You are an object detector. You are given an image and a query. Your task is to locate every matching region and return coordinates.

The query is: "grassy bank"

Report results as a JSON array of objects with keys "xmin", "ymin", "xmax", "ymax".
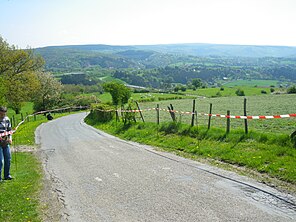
[
  {"xmin": 0, "ymin": 112, "xmax": 77, "ymax": 222},
  {"xmin": 0, "ymin": 153, "xmax": 42, "ymax": 221},
  {"xmin": 85, "ymin": 116, "xmax": 296, "ymax": 185}
]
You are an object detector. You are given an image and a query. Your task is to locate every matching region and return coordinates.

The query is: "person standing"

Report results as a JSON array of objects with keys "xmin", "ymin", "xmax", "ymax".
[{"xmin": 0, "ymin": 106, "xmax": 13, "ymax": 181}]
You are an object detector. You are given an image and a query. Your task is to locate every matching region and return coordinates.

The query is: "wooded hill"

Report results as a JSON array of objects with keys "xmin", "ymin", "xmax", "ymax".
[{"xmin": 35, "ymin": 43, "xmax": 296, "ymax": 88}]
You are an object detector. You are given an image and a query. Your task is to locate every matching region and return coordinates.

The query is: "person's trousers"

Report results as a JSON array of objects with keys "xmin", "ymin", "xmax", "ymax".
[{"xmin": 0, "ymin": 145, "xmax": 11, "ymax": 180}]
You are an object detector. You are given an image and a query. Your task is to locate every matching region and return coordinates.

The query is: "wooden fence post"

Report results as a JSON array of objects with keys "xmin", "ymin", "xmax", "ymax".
[
  {"xmin": 226, "ymin": 110, "xmax": 230, "ymax": 133},
  {"xmin": 244, "ymin": 98, "xmax": 248, "ymax": 134},
  {"xmin": 135, "ymin": 101, "xmax": 145, "ymax": 123},
  {"xmin": 191, "ymin": 99, "xmax": 196, "ymax": 127},
  {"xmin": 156, "ymin": 104, "xmax": 160, "ymax": 125},
  {"xmin": 208, "ymin": 103, "xmax": 212, "ymax": 130}
]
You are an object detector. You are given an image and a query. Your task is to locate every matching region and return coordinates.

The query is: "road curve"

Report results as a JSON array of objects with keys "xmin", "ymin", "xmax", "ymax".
[{"xmin": 36, "ymin": 113, "xmax": 296, "ymax": 222}]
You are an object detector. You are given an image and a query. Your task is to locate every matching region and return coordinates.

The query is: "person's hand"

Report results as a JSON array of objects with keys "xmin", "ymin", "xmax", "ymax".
[{"xmin": 8, "ymin": 139, "xmax": 12, "ymax": 145}]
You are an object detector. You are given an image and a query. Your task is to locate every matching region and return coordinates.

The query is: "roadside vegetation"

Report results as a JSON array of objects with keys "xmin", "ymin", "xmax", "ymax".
[
  {"xmin": 85, "ymin": 115, "xmax": 296, "ymax": 185},
  {"xmin": 85, "ymin": 89, "xmax": 296, "ymax": 188},
  {"xmin": 0, "ymin": 104, "xmax": 79, "ymax": 221}
]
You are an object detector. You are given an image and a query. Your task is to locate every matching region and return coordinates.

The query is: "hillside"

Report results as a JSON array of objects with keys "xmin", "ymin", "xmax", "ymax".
[
  {"xmin": 135, "ymin": 43, "xmax": 296, "ymax": 58},
  {"xmin": 37, "ymin": 43, "xmax": 296, "ymax": 58},
  {"xmin": 35, "ymin": 43, "xmax": 296, "ymax": 88}
]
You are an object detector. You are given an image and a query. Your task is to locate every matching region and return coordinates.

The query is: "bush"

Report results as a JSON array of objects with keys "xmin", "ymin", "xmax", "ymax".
[
  {"xmin": 261, "ymin": 90, "xmax": 267, "ymax": 94},
  {"xmin": 88, "ymin": 104, "xmax": 115, "ymax": 122},
  {"xmin": 158, "ymin": 96, "xmax": 183, "ymax": 101},
  {"xmin": 270, "ymin": 88, "xmax": 275, "ymax": 93},
  {"xmin": 235, "ymin": 89, "xmax": 245, "ymax": 96},
  {"xmin": 287, "ymin": 86, "xmax": 296, "ymax": 94}
]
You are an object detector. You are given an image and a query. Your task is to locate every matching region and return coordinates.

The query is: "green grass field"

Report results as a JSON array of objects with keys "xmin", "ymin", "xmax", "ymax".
[
  {"xmin": 184, "ymin": 86, "xmax": 277, "ymax": 97},
  {"xmin": 223, "ymin": 80, "xmax": 280, "ymax": 87},
  {"xmin": 132, "ymin": 94, "xmax": 296, "ymax": 135}
]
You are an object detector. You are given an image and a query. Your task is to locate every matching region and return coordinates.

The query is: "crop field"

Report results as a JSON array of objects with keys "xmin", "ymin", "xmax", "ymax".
[{"xmin": 133, "ymin": 94, "xmax": 296, "ymax": 134}]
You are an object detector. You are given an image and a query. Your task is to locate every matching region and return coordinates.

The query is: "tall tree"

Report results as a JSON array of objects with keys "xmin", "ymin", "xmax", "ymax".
[
  {"xmin": 0, "ymin": 36, "xmax": 45, "ymax": 113},
  {"xmin": 103, "ymin": 82, "xmax": 131, "ymax": 106}
]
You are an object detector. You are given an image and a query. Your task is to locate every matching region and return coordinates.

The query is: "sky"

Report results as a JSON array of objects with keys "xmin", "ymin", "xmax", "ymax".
[{"xmin": 1, "ymin": 0, "xmax": 296, "ymax": 48}]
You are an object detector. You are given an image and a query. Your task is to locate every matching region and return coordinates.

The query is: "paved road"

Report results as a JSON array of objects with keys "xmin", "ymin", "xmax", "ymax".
[{"xmin": 36, "ymin": 113, "xmax": 296, "ymax": 222}]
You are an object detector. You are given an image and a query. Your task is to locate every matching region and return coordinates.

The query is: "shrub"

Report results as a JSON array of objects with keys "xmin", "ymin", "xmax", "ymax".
[
  {"xmin": 287, "ymin": 85, "xmax": 296, "ymax": 94},
  {"xmin": 88, "ymin": 104, "xmax": 115, "ymax": 122},
  {"xmin": 270, "ymin": 88, "xmax": 275, "ymax": 93},
  {"xmin": 235, "ymin": 89, "xmax": 245, "ymax": 96}
]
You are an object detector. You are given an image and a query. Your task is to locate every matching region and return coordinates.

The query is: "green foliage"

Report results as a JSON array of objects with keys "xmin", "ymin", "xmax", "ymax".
[
  {"xmin": 235, "ymin": 88, "xmax": 245, "ymax": 96},
  {"xmin": 158, "ymin": 96, "xmax": 183, "ymax": 101},
  {"xmin": 191, "ymin": 78, "xmax": 203, "ymax": 88},
  {"xmin": 287, "ymin": 85, "xmax": 296, "ymax": 94},
  {"xmin": 103, "ymin": 82, "xmax": 131, "ymax": 105},
  {"xmin": 60, "ymin": 73, "xmax": 99, "ymax": 85},
  {"xmin": 63, "ymin": 84, "xmax": 103, "ymax": 95},
  {"xmin": 0, "ymin": 36, "xmax": 44, "ymax": 113},
  {"xmin": 270, "ymin": 88, "xmax": 275, "ymax": 93},
  {"xmin": 86, "ymin": 104, "xmax": 115, "ymax": 123}
]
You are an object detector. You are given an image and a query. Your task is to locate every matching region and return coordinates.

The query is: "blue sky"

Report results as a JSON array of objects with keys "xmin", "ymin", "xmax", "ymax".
[{"xmin": 1, "ymin": 0, "xmax": 296, "ymax": 48}]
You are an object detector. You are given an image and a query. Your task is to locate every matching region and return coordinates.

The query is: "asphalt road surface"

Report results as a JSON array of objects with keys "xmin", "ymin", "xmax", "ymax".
[{"xmin": 36, "ymin": 113, "xmax": 296, "ymax": 222}]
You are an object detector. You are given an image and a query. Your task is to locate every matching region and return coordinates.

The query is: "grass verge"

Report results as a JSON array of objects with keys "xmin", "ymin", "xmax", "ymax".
[
  {"xmin": 0, "ymin": 112, "xmax": 77, "ymax": 222},
  {"xmin": 85, "ymin": 116, "xmax": 296, "ymax": 187},
  {"xmin": 0, "ymin": 153, "xmax": 42, "ymax": 221}
]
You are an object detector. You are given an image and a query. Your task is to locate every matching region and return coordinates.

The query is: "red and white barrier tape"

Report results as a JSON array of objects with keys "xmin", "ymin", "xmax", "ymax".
[
  {"xmin": 0, "ymin": 130, "xmax": 14, "ymax": 140},
  {"xmin": 203, "ymin": 113, "xmax": 296, "ymax": 119},
  {"xmin": 118, "ymin": 108, "xmax": 296, "ymax": 119}
]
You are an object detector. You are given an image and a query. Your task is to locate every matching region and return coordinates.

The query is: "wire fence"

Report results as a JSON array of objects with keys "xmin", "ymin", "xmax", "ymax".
[{"xmin": 92, "ymin": 98, "xmax": 296, "ymax": 135}]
